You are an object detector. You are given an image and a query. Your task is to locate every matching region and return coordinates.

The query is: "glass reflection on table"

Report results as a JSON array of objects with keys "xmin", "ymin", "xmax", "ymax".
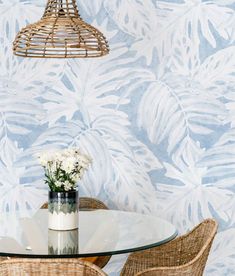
[
  {"xmin": 0, "ymin": 210, "xmax": 177, "ymax": 258},
  {"xmin": 48, "ymin": 229, "xmax": 78, "ymax": 255}
]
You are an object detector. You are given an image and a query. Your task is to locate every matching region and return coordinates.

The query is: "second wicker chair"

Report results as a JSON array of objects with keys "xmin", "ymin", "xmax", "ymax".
[
  {"xmin": 0, "ymin": 258, "xmax": 107, "ymax": 276},
  {"xmin": 121, "ymin": 218, "xmax": 218, "ymax": 276}
]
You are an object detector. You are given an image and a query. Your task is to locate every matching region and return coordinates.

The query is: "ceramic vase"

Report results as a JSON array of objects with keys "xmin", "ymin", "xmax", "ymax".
[{"xmin": 48, "ymin": 191, "xmax": 78, "ymax": 230}]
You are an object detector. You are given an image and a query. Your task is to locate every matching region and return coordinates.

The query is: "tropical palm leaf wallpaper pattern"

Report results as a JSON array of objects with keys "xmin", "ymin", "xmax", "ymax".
[{"xmin": 0, "ymin": 0, "xmax": 235, "ymax": 275}]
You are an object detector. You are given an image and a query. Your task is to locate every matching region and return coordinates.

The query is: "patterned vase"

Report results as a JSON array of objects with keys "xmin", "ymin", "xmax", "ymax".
[{"xmin": 48, "ymin": 191, "xmax": 79, "ymax": 230}]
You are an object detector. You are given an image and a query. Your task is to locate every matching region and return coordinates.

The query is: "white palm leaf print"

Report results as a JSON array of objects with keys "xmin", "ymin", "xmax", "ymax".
[
  {"xmin": 41, "ymin": 44, "xmax": 131, "ymax": 125},
  {"xmin": 39, "ymin": 18, "xmax": 142, "ymax": 124},
  {"xmin": 0, "ymin": 0, "xmax": 234, "ymax": 274},
  {"xmin": 0, "ymin": 214, "xmax": 23, "ymax": 242},
  {"xmin": 199, "ymin": 128, "xmax": 235, "ymax": 189},
  {"xmin": 206, "ymin": 229, "xmax": 235, "ymax": 275},
  {"xmin": 15, "ymin": 122, "xmax": 86, "ymax": 187},
  {"xmin": 104, "ymin": 0, "xmax": 156, "ymax": 38},
  {"xmin": 164, "ymin": 34, "xmax": 200, "ymax": 77},
  {"xmin": 79, "ymin": 0, "xmax": 103, "ymax": 16},
  {"xmin": 0, "ymin": 63, "xmax": 41, "ymax": 136},
  {"xmin": 156, "ymin": 0, "xmax": 233, "ymax": 48},
  {"xmin": 131, "ymin": 0, "xmax": 233, "ymax": 64},
  {"xmin": 138, "ymin": 80, "xmax": 226, "ymax": 158},
  {"xmin": 194, "ymin": 46, "xmax": 235, "ymax": 97},
  {"xmin": 0, "ymin": 140, "xmax": 46, "ymax": 213},
  {"xmin": 138, "ymin": 40, "xmax": 234, "ymax": 159},
  {"xmin": 91, "ymin": 115, "xmax": 161, "ymax": 212},
  {"xmin": 0, "ymin": 87, "xmax": 43, "ymax": 136},
  {"xmin": 0, "ymin": 0, "xmax": 44, "ymax": 39},
  {"xmin": 21, "ymin": 118, "xmax": 161, "ymax": 212},
  {"xmin": 155, "ymin": 140, "xmax": 232, "ymax": 231},
  {"xmin": 77, "ymin": 130, "xmax": 114, "ymax": 197},
  {"xmin": 214, "ymin": 0, "xmax": 235, "ymax": 4},
  {"xmin": 0, "ymin": 47, "xmax": 64, "ymax": 137},
  {"xmin": 29, "ymin": 20, "xmax": 162, "ymax": 211}
]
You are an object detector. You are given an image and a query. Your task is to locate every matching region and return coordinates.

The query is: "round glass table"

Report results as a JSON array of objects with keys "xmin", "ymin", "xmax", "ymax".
[{"xmin": 0, "ymin": 210, "xmax": 177, "ymax": 258}]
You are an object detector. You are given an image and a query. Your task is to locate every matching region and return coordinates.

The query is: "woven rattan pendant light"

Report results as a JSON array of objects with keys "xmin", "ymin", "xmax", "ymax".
[{"xmin": 13, "ymin": 0, "xmax": 109, "ymax": 58}]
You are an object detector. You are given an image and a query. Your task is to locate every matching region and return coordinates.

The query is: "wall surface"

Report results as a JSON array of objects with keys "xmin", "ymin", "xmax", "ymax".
[{"xmin": 0, "ymin": 0, "xmax": 235, "ymax": 275}]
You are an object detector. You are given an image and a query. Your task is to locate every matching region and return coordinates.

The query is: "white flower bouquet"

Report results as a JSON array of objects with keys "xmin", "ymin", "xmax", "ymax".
[{"xmin": 39, "ymin": 148, "xmax": 91, "ymax": 192}]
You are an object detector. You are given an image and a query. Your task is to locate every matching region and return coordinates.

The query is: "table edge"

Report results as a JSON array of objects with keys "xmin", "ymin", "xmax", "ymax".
[{"xmin": 0, "ymin": 230, "xmax": 178, "ymax": 258}]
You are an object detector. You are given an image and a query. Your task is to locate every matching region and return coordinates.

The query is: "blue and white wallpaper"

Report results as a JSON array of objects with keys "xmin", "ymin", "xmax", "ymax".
[{"xmin": 0, "ymin": 0, "xmax": 235, "ymax": 275}]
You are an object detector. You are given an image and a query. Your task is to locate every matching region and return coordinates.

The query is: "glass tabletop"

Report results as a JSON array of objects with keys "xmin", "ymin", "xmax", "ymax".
[{"xmin": 0, "ymin": 209, "xmax": 177, "ymax": 258}]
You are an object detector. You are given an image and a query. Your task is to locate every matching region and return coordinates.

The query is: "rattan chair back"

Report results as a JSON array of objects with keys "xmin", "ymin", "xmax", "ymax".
[
  {"xmin": 41, "ymin": 197, "xmax": 108, "ymax": 211},
  {"xmin": 0, "ymin": 258, "xmax": 107, "ymax": 276},
  {"xmin": 121, "ymin": 218, "xmax": 218, "ymax": 276},
  {"xmin": 79, "ymin": 197, "xmax": 108, "ymax": 211}
]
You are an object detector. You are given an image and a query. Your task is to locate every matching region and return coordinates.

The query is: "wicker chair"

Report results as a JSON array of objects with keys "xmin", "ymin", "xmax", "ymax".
[
  {"xmin": 0, "ymin": 258, "xmax": 107, "ymax": 276},
  {"xmin": 0, "ymin": 257, "xmax": 8, "ymax": 263},
  {"xmin": 121, "ymin": 218, "xmax": 218, "ymax": 276},
  {"xmin": 41, "ymin": 197, "xmax": 111, "ymax": 268},
  {"xmin": 79, "ymin": 197, "xmax": 109, "ymax": 211}
]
